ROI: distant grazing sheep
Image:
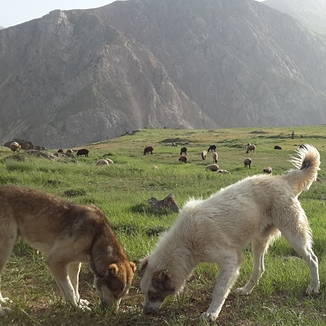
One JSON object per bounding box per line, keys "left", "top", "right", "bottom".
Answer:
{"left": 96, "top": 159, "right": 109, "bottom": 166}
{"left": 179, "top": 155, "right": 188, "bottom": 163}
{"left": 10, "top": 141, "right": 21, "bottom": 153}
{"left": 201, "top": 150, "right": 207, "bottom": 161}
{"left": 246, "top": 143, "right": 256, "bottom": 153}
{"left": 207, "top": 145, "right": 216, "bottom": 152}
{"left": 263, "top": 166, "right": 272, "bottom": 174}
{"left": 180, "top": 147, "right": 187, "bottom": 155}
{"left": 66, "top": 149, "right": 74, "bottom": 154}
{"left": 244, "top": 158, "right": 252, "bottom": 168}
{"left": 57, "top": 149, "right": 64, "bottom": 154}
{"left": 205, "top": 164, "right": 219, "bottom": 172}
{"left": 143, "top": 146, "right": 154, "bottom": 155}
{"left": 172, "top": 142, "right": 177, "bottom": 147}
{"left": 96, "top": 158, "right": 114, "bottom": 166}
{"left": 212, "top": 152, "right": 218, "bottom": 163}
{"left": 217, "top": 169, "right": 231, "bottom": 174}
{"left": 274, "top": 145, "right": 282, "bottom": 150}
{"left": 77, "top": 149, "right": 89, "bottom": 157}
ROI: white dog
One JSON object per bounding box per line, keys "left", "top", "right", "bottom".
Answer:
{"left": 139, "top": 144, "right": 320, "bottom": 321}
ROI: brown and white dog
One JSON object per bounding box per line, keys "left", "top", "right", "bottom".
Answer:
{"left": 0, "top": 185, "right": 136, "bottom": 316}
{"left": 139, "top": 144, "right": 320, "bottom": 321}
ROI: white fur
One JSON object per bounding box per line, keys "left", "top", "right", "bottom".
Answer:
{"left": 140, "top": 144, "right": 320, "bottom": 321}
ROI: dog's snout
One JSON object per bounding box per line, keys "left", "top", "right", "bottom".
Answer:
{"left": 143, "top": 306, "right": 159, "bottom": 315}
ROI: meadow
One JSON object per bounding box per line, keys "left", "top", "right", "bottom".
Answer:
{"left": 0, "top": 126, "right": 326, "bottom": 325}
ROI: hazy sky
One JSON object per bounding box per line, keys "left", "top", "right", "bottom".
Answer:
{"left": 1, "top": 1, "right": 116, "bottom": 28}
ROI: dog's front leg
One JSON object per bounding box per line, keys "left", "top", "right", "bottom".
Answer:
{"left": 0, "top": 292, "right": 12, "bottom": 317}
{"left": 201, "top": 262, "right": 240, "bottom": 321}
{"left": 46, "top": 259, "right": 82, "bottom": 308}
{"left": 67, "top": 262, "right": 90, "bottom": 309}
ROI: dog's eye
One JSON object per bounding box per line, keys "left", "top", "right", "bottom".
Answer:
{"left": 148, "top": 292, "right": 159, "bottom": 301}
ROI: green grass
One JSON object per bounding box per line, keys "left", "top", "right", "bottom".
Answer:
{"left": 0, "top": 125, "right": 326, "bottom": 325}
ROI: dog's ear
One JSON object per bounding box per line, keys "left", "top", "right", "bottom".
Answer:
{"left": 153, "top": 269, "right": 175, "bottom": 293}
{"left": 138, "top": 258, "right": 148, "bottom": 276}
{"left": 107, "top": 263, "right": 119, "bottom": 276}
{"left": 130, "top": 261, "right": 137, "bottom": 272}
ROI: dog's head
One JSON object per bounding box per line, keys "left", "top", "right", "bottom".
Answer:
{"left": 139, "top": 257, "right": 176, "bottom": 314}
{"left": 94, "top": 261, "right": 136, "bottom": 310}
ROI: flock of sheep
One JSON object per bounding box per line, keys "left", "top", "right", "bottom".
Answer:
{"left": 8, "top": 140, "right": 273, "bottom": 174}
{"left": 144, "top": 142, "right": 273, "bottom": 175}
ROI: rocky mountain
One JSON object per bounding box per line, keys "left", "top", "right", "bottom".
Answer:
{"left": 262, "top": 0, "right": 326, "bottom": 35}
{"left": 1, "top": 0, "right": 326, "bottom": 149}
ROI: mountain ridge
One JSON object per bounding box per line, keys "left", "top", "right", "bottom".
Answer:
{"left": 1, "top": 0, "right": 326, "bottom": 148}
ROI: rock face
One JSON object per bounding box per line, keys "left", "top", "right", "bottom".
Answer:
{"left": 263, "top": 0, "right": 326, "bottom": 35}
{"left": 1, "top": 0, "right": 326, "bottom": 148}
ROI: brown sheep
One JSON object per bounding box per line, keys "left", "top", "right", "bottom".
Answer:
{"left": 205, "top": 164, "right": 219, "bottom": 172}
{"left": 263, "top": 166, "right": 272, "bottom": 174}
{"left": 179, "top": 155, "right": 188, "bottom": 163}
{"left": 144, "top": 146, "right": 154, "bottom": 155}
{"left": 244, "top": 158, "right": 252, "bottom": 168}
{"left": 77, "top": 149, "right": 89, "bottom": 157}
{"left": 180, "top": 147, "right": 187, "bottom": 155}
{"left": 246, "top": 143, "right": 256, "bottom": 154}
{"left": 274, "top": 145, "right": 282, "bottom": 150}
{"left": 201, "top": 150, "right": 207, "bottom": 161}
{"left": 212, "top": 152, "right": 218, "bottom": 163}
{"left": 207, "top": 145, "right": 216, "bottom": 152}
{"left": 10, "top": 142, "right": 21, "bottom": 153}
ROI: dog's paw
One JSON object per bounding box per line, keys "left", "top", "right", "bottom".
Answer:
{"left": 78, "top": 299, "right": 91, "bottom": 310}
{"left": 306, "top": 283, "right": 320, "bottom": 295}
{"left": 0, "top": 306, "right": 12, "bottom": 317}
{"left": 235, "top": 286, "right": 251, "bottom": 295}
{"left": 0, "top": 296, "right": 12, "bottom": 304}
{"left": 200, "top": 311, "right": 219, "bottom": 322}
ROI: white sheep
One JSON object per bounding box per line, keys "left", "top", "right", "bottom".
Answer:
{"left": 10, "top": 141, "right": 21, "bottom": 153}
{"left": 246, "top": 143, "right": 256, "bottom": 153}
{"left": 263, "top": 166, "right": 272, "bottom": 174}
{"left": 212, "top": 152, "right": 218, "bottom": 163}
{"left": 201, "top": 150, "right": 207, "bottom": 161}
{"left": 205, "top": 164, "right": 219, "bottom": 172}
{"left": 217, "top": 169, "right": 231, "bottom": 174}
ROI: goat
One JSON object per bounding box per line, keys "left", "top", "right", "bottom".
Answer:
{"left": 144, "top": 146, "right": 154, "bottom": 155}
{"left": 244, "top": 158, "right": 252, "bottom": 168}
{"left": 201, "top": 150, "right": 207, "bottom": 161}
{"left": 207, "top": 145, "right": 216, "bottom": 152}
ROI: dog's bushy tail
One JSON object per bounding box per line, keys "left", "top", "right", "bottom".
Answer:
{"left": 283, "top": 144, "right": 320, "bottom": 196}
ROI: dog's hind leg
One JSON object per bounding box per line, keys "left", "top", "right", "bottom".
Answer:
{"left": 236, "top": 230, "right": 279, "bottom": 295}
{"left": 201, "top": 250, "right": 242, "bottom": 321}
{"left": 281, "top": 228, "right": 320, "bottom": 294}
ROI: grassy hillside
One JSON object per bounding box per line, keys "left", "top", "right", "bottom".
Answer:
{"left": 0, "top": 126, "right": 326, "bottom": 325}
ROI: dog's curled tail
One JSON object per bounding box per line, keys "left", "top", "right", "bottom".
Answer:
{"left": 284, "top": 144, "right": 320, "bottom": 196}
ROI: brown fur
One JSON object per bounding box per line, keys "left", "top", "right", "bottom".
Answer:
{"left": 0, "top": 185, "right": 136, "bottom": 315}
